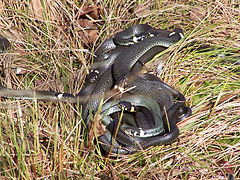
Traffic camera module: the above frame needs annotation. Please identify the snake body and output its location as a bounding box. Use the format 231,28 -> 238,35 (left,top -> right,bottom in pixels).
97,73 -> 190,154
99,100 -> 182,154
99,95 -> 164,136
0,85 -> 76,102
124,73 -> 192,120
0,35 -> 76,102
83,25 -> 188,154
112,30 -> 183,83
79,25 -> 184,124
114,24 -> 183,46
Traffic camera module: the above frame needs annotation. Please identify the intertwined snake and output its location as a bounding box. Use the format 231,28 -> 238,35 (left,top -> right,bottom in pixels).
0,24 -> 192,154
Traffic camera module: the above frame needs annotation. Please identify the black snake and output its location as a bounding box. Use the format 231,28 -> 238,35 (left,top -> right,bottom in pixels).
0,24 -> 192,154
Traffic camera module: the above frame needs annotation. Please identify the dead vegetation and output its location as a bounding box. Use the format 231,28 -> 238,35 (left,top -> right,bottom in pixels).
0,0 -> 239,179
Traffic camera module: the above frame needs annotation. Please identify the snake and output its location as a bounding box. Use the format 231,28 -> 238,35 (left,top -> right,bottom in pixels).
78,24 -> 184,125
98,98 -> 183,154
114,24 -> 183,46
0,24 -> 191,155
123,73 -> 192,122
0,85 -> 76,102
98,95 -> 164,137
97,73 -> 191,154
80,25 -> 187,154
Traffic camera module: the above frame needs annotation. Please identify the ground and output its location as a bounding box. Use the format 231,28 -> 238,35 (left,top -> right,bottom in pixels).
0,0 -> 239,179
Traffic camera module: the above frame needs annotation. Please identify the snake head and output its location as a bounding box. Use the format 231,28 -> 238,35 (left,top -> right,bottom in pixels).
86,69 -> 99,83
118,101 -> 136,112
113,75 -> 129,93
123,127 -> 145,137
176,106 -> 192,122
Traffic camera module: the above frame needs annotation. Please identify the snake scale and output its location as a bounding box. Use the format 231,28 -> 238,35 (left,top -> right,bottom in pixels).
0,24 -> 192,155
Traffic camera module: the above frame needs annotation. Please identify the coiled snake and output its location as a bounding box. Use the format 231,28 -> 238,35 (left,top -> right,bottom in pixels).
0,24 -> 192,154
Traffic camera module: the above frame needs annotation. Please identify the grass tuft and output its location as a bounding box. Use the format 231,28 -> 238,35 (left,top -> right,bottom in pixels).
0,0 -> 239,179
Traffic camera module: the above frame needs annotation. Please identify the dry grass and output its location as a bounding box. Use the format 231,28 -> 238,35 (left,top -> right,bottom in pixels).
0,0 -> 239,179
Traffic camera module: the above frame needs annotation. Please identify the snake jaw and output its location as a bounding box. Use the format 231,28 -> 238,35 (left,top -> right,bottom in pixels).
148,33 -> 154,37
168,31 -> 176,37
123,128 -> 141,137
131,33 -> 156,45
132,35 -> 146,44
114,76 -> 129,93
123,129 -> 134,136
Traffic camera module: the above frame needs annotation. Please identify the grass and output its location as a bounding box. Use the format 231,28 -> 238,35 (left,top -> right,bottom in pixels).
0,0 -> 240,179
